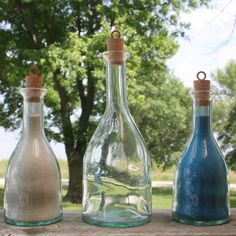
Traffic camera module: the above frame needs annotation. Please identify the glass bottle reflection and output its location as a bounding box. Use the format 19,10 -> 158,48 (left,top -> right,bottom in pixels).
82,31 -> 152,228
172,72 -> 229,225
4,68 -> 62,226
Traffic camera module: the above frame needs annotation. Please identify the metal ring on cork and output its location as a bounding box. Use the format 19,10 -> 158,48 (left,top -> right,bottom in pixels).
21,65 -> 45,102
194,71 -> 209,90
196,71 -> 207,80
194,71 -> 210,105
111,30 -> 121,39
25,65 -> 43,89
28,65 -> 40,76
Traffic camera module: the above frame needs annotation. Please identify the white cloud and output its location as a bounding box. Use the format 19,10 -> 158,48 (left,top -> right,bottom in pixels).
168,0 -> 236,88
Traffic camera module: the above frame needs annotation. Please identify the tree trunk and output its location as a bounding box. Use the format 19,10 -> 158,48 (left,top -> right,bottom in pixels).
63,148 -> 83,203
52,71 -> 85,203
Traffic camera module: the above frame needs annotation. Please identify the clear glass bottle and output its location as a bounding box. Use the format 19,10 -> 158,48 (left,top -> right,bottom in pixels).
172,72 -> 230,225
82,31 -> 152,228
4,68 -> 63,226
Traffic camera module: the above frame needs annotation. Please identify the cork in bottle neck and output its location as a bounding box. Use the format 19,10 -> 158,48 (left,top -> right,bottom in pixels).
106,30 -> 124,65
193,71 -> 210,106
24,66 -> 44,102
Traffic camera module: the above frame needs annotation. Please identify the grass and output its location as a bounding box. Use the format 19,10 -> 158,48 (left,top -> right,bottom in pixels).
62,187 -> 80,210
0,159 -> 8,179
1,159 -> 236,210
0,187 -> 236,210
153,166 -> 236,184
152,167 -> 175,182
1,159 -> 236,183
152,187 -> 172,209
59,159 -> 69,179
0,186 -> 171,210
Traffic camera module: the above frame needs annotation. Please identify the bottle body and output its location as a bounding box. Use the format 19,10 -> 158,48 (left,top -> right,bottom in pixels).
172,103 -> 230,225
83,111 -> 151,227
4,89 -> 62,226
82,53 -> 152,227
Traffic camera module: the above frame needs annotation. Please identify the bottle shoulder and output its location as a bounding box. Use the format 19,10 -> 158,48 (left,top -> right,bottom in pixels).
89,110 -> 147,145
84,110 -> 150,165
187,132 -> 222,152
178,133 -> 226,168
6,135 -> 59,176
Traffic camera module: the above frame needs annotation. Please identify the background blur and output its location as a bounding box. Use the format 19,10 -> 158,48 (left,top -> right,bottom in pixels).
0,0 -> 236,206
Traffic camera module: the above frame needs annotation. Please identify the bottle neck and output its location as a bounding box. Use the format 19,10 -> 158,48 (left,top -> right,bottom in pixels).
105,61 -> 129,112
192,101 -> 212,135
23,101 -> 44,136
20,88 -> 47,136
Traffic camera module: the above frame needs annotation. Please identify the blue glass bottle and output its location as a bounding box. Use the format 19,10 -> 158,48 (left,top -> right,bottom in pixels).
172,72 -> 230,225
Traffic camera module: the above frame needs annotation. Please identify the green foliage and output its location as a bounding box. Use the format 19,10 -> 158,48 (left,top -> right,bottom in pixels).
130,72 -> 191,169
214,60 -> 236,95
0,0 -> 210,201
212,60 -> 236,170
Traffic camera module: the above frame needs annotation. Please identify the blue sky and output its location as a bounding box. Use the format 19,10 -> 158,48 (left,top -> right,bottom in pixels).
0,0 -> 236,160
168,0 -> 236,87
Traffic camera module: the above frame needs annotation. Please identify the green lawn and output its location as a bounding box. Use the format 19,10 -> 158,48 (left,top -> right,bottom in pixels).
1,187 -> 236,210
0,159 -> 7,178
1,159 -> 236,210
0,187 -> 171,210
152,166 -> 236,184
1,159 -> 236,183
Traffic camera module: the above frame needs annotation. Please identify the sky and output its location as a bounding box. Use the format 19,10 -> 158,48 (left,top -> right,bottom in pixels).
0,0 -> 236,160
167,0 -> 236,87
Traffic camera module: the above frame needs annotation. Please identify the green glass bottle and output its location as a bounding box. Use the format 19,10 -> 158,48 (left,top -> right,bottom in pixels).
82,31 -> 152,228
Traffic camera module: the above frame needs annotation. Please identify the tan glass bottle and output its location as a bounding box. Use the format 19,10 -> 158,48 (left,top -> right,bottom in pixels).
4,66 -> 63,226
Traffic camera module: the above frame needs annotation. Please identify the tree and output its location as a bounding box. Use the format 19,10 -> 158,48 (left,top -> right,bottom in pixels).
0,0 -> 208,202
130,71 -> 191,170
212,60 -> 236,170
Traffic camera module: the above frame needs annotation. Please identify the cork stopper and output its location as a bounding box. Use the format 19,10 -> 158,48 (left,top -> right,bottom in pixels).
24,66 -> 44,102
106,30 -> 124,65
193,71 -> 210,106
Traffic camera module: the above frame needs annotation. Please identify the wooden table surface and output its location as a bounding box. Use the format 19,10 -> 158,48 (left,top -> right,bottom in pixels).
0,209 -> 236,236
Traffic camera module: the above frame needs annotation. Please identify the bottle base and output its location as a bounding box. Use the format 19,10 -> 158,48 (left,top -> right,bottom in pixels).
172,212 -> 230,226
4,214 -> 63,227
83,208 -> 151,228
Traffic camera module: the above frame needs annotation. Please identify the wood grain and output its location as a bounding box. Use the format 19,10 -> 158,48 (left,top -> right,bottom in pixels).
0,210 -> 236,236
